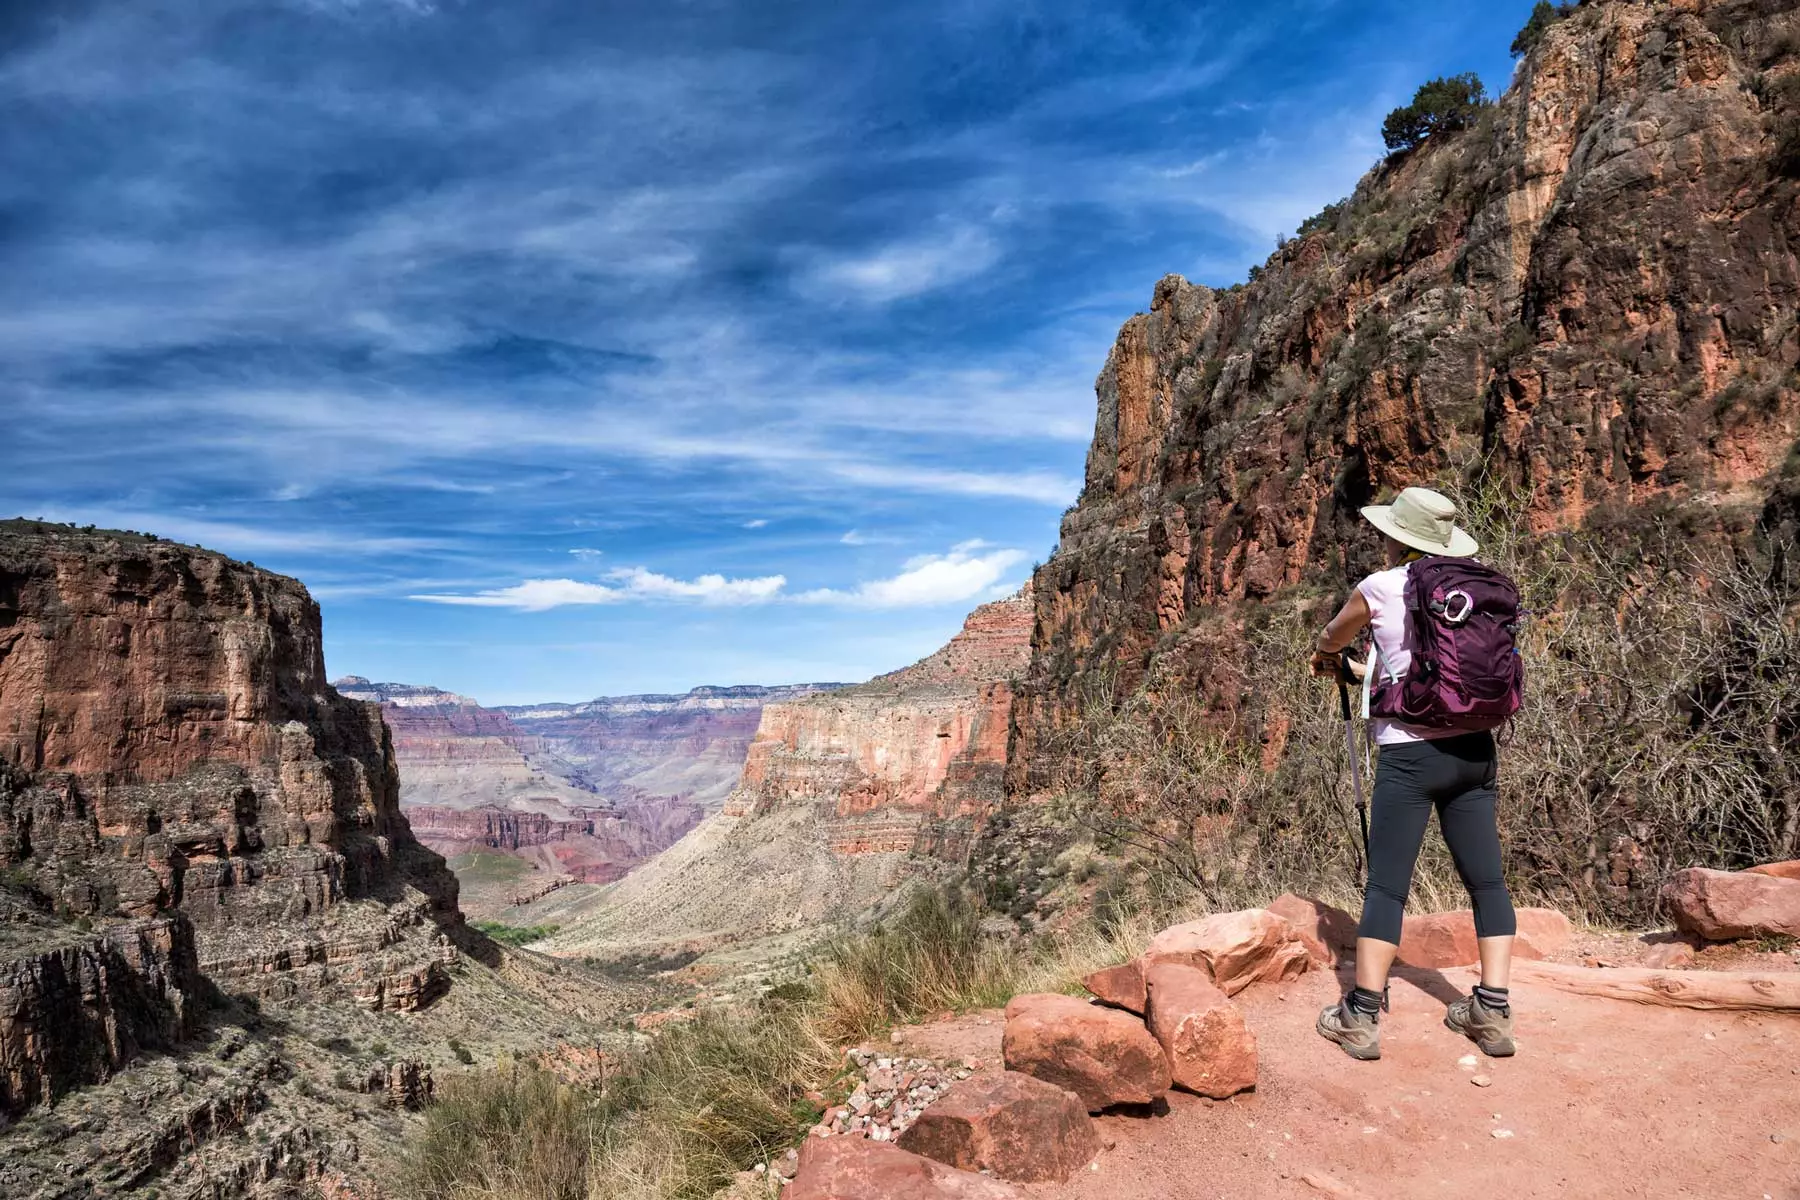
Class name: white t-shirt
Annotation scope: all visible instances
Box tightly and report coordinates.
[1356,563,1470,747]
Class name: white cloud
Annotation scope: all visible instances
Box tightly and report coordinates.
[411,579,625,610]
[568,547,605,559]
[744,519,769,529]
[411,566,786,610]
[409,543,1024,612]
[799,226,1001,305]
[604,567,786,605]
[799,541,1028,609]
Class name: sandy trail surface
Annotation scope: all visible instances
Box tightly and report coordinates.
[883,962,1800,1200]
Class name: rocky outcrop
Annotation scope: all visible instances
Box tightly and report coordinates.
[1012,0,1800,794]
[332,677,602,814]
[0,522,631,1199]
[0,521,462,1108]
[0,908,202,1118]
[724,588,1032,861]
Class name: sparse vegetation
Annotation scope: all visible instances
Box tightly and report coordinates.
[400,889,1143,1200]
[474,920,561,947]
[1382,73,1489,153]
[1511,1,1577,59]
[1033,480,1800,926]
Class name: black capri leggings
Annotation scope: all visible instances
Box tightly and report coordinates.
[1356,731,1517,946]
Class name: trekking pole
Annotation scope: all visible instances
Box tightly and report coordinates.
[1336,651,1370,884]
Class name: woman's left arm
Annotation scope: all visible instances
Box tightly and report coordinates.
[1309,590,1372,676]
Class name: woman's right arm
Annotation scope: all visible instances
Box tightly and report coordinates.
[1309,590,1372,676]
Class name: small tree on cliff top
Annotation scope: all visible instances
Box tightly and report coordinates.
[1381,73,1489,154]
[1512,1,1578,59]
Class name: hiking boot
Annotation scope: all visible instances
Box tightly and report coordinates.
[1445,992,1515,1057]
[1316,999,1381,1061]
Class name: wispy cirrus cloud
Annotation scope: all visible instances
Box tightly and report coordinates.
[1,0,1533,697]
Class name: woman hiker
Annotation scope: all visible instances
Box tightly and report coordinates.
[1307,487,1518,1061]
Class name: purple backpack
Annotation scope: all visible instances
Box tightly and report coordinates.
[1369,557,1524,730]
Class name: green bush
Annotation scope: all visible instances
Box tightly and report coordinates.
[1382,73,1489,153]
[1512,1,1577,59]
[473,920,561,947]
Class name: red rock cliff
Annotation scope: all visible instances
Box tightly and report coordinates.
[725,587,1032,858]
[0,521,463,1115]
[1013,0,1800,791]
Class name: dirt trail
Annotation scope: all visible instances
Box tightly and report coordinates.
[886,963,1800,1200]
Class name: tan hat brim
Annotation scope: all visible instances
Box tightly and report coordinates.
[1359,504,1480,557]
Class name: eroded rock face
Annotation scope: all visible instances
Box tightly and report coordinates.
[1012,0,1800,800]
[724,589,1033,861]
[0,522,463,1118]
[1000,992,1170,1112]
[501,683,848,809]
[896,1071,1099,1183]
[0,910,202,1117]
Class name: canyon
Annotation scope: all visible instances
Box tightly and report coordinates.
[334,677,840,914]
[0,521,622,1198]
[526,587,1032,959]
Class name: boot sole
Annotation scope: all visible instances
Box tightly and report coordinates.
[1444,1015,1515,1057]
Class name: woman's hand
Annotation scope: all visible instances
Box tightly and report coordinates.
[1310,648,1341,678]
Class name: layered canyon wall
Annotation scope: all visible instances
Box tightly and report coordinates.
[725,590,1031,859]
[1014,0,1800,793]
[504,683,847,808]
[0,520,461,1112]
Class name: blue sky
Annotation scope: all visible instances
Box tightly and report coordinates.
[1,0,1536,704]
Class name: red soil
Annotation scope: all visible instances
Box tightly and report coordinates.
[883,959,1800,1199]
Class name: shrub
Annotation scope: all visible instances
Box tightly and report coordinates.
[1512,1,1578,59]
[473,920,561,947]
[1382,74,1490,153]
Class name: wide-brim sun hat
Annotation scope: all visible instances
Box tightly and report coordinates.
[1360,486,1479,557]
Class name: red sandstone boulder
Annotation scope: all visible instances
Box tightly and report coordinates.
[896,1071,1099,1183]
[1663,868,1800,941]
[1266,894,1357,966]
[788,1136,1027,1200]
[1140,909,1311,996]
[1081,961,1146,1014]
[1747,860,1800,882]
[1001,993,1171,1112]
[1143,963,1256,1099]
[1396,908,1573,967]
